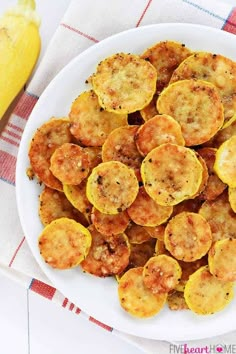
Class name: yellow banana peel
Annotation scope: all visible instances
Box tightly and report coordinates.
[0,0,41,119]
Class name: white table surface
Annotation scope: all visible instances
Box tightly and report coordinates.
[0,1,235,354]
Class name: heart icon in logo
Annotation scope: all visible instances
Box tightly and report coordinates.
[216,346,223,353]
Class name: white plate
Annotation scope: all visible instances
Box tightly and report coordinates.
[16,23,236,341]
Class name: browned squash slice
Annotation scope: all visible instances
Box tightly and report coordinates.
[197,147,226,201]
[125,223,152,244]
[167,291,189,311]
[80,225,130,277]
[86,161,139,214]
[143,255,182,294]
[102,125,143,180]
[140,94,158,121]
[164,212,212,262]
[39,186,88,226]
[92,53,157,114]
[141,40,191,94]
[127,186,173,227]
[91,207,130,235]
[135,114,185,157]
[118,267,167,318]
[170,52,236,124]
[141,143,203,206]
[208,238,236,281]
[50,143,90,185]
[28,118,72,191]
[69,90,127,146]
[143,224,166,241]
[157,79,224,146]
[199,191,236,242]
[214,135,236,188]
[38,218,92,269]
[63,180,92,221]
[184,266,233,315]
[175,257,208,292]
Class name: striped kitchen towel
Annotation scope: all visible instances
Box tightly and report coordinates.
[0,0,236,353]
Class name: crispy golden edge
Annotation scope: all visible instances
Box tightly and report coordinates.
[129,239,156,267]
[141,40,191,94]
[140,95,158,122]
[169,52,236,123]
[143,224,166,240]
[155,239,171,256]
[191,152,209,198]
[38,217,92,269]
[91,207,130,235]
[141,143,203,206]
[92,53,157,114]
[143,255,182,294]
[214,135,236,188]
[118,267,167,318]
[69,90,128,146]
[127,186,173,227]
[80,225,130,277]
[198,191,236,242]
[164,212,212,262]
[167,291,189,311]
[28,118,72,191]
[208,238,236,281]
[184,266,234,315]
[156,79,224,146]
[39,186,88,226]
[175,257,208,292]
[135,114,185,157]
[102,125,143,180]
[197,147,226,201]
[63,181,92,221]
[125,223,152,244]
[86,161,139,214]
[50,143,90,185]
[228,187,236,212]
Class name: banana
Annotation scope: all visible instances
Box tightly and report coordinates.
[0,0,41,119]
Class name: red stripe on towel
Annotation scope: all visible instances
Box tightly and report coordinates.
[4,129,21,141]
[0,151,17,184]
[136,0,153,27]
[223,7,236,34]
[89,316,113,332]
[61,23,99,43]
[30,279,56,300]
[69,303,75,311]
[8,123,24,133]
[8,237,25,267]
[62,298,69,308]
[13,92,38,120]
[75,307,81,315]
[0,135,19,148]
